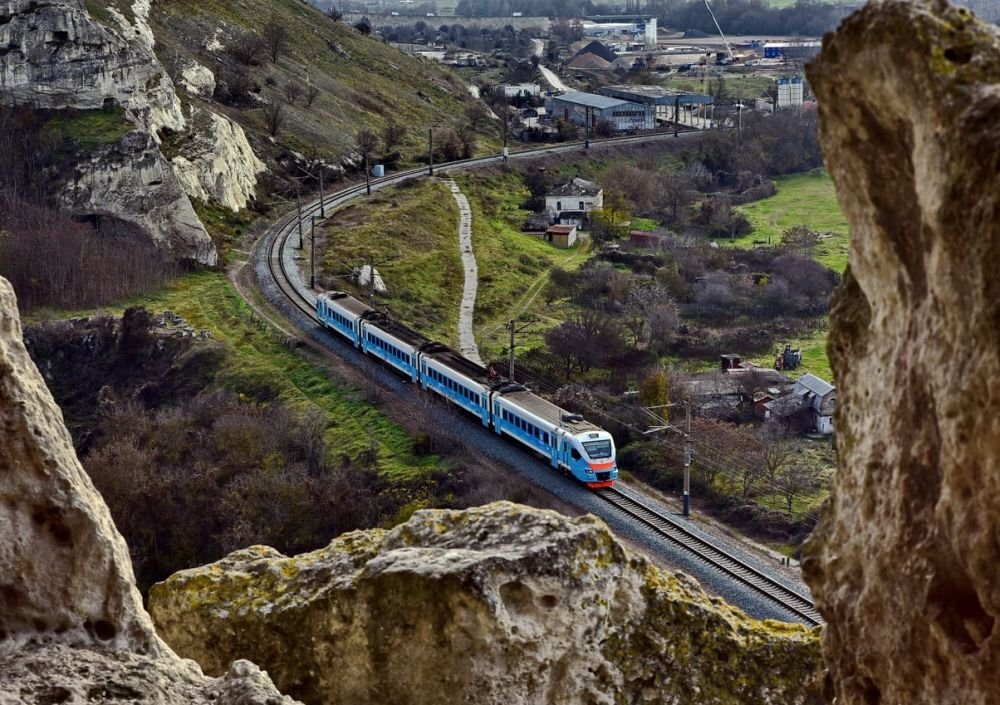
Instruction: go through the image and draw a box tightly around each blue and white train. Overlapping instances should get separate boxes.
[316,291,618,488]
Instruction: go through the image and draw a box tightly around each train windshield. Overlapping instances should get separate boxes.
[582,440,612,459]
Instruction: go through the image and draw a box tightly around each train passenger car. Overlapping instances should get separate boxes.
[316,291,372,347]
[492,388,617,488]
[419,344,494,426]
[360,314,428,383]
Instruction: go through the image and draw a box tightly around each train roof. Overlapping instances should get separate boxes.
[422,345,496,385]
[322,291,373,317]
[498,389,603,434]
[364,313,432,349]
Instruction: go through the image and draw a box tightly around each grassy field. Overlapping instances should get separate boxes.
[455,169,591,357]
[97,271,441,482]
[726,168,848,382]
[316,179,464,345]
[734,169,849,272]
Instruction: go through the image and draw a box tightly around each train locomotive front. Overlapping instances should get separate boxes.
[564,429,618,488]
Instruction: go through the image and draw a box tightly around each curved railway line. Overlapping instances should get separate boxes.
[260,132,823,628]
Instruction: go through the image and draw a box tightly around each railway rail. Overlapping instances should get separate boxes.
[594,486,823,626]
[261,131,823,627]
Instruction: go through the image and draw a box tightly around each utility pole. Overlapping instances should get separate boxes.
[505,318,537,381]
[642,398,693,517]
[673,96,680,138]
[310,216,319,289]
[683,399,692,517]
[364,150,371,196]
[319,167,325,217]
[585,106,591,149]
[428,128,434,176]
[296,187,304,250]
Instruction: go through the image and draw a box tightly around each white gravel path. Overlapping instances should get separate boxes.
[444,179,484,366]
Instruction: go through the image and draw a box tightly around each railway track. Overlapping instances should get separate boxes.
[262,130,823,627]
[594,486,823,626]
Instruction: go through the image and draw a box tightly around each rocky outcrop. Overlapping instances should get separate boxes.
[150,502,822,705]
[804,1,1000,704]
[0,0,184,134]
[171,108,267,212]
[0,276,298,704]
[64,130,217,266]
[0,0,268,264]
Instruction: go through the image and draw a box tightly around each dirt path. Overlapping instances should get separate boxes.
[444,179,484,365]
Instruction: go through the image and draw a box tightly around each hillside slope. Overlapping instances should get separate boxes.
[145,0,484,165]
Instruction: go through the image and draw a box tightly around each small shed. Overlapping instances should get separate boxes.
[545,224,578,248]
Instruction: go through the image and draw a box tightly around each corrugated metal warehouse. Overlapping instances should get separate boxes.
[547,91,653,132]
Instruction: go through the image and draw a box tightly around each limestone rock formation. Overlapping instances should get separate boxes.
[804,1,1000,703]
[0,0,184,134]
[150,502,822,705]
[0,0,268,264]
[0,276,298,704]
[64,130,217,266]
[171,108,267,212]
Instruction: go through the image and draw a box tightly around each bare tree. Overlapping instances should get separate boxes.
[305,83,320,108]
[283,81,303,105]
[263,17,289,63]
[754,422,796,483]
[464,102,490,132]
[355,128,379,194]
[228,31,266,66]
[263,102,285,137]
[381,120,407,160]
[325,6,343,22]
[776,463,822,514]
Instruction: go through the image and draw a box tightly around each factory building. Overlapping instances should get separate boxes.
[599,85,714,128]
[762,41,822,60]
[581,15,657,48]
[547,91,653,132]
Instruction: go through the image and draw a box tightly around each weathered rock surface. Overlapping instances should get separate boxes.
[64,130,217,266]
[804,1,1000,703]
[171,108,267,212]
[150,502,822,705]
[0,0,184,133]
[0,277,160,653]
[0,0,267,263]
[0,276,297,704]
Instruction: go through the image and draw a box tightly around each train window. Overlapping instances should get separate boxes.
[582,440,612,459]
[571,448,582,460]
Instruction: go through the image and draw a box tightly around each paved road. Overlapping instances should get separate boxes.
[532,39,570,93]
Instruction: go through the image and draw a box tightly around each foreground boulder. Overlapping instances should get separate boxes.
[0,276,296,705]
[150,502,821,705]
[805,1,1000,703]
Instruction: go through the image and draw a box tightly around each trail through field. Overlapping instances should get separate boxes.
[444,179,484,366]
[478,243,590,348]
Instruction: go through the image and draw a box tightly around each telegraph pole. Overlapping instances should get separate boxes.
[683,399,692,517]
[296,186,304,250]
[642,398,693,517]
[428,128,434,176]
[585,106,591,149]
[505,318,537,381]
[673,96,680,138]
[319,167,325,217]
[310,216,319,289]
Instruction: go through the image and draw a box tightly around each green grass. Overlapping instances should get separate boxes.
[42,108,133,151]
[118,271,441,481]
[151,0,489,164]
[734,169,850,273]
[726,169,847,382]
[316,179,463,345]
[455,170,592,357]
[664,75,776,101]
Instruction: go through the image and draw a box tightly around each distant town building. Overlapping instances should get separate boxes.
[763,372,836,435]
[545,178,604,224]
[547,91,653,132]
[581,16,657,48]
[496,83,542,98]
[762,41,822,60]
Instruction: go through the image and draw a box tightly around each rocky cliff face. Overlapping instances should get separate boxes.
[0,274,297,703]
[66,130,218,266]
[0,0,266,264]
[150,502,822,705]
[804,1,1000,703]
